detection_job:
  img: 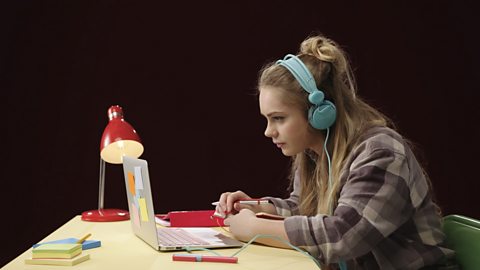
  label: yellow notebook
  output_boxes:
[25,253,90,266]
[32,248,82,259]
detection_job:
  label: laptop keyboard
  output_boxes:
[157,228,210,246]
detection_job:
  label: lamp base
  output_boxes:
[81,209,130,222]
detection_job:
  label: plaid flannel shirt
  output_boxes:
[266,127,453,270]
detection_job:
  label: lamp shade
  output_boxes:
[100,105,144,164]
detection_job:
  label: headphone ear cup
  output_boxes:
[308,101,337,130]
[308,90,325,105]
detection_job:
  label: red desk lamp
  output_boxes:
[81,105,144,222]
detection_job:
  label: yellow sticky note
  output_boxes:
[138,198,149,222]
[128,172,135,195]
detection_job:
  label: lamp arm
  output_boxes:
[98,157,106,210]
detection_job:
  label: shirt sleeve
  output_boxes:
[283,147,415,264]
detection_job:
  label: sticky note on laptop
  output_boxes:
[138,197,149,222]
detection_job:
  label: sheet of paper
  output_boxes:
[154,216,171,227]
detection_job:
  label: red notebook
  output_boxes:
[155,210,225,227]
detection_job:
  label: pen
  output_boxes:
[211,199,269,206]
[172,254,238,263]
[76,233,92,244]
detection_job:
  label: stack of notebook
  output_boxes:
[25,243,90,266]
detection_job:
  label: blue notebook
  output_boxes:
[33,238,101,250]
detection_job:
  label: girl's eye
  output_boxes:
[272,116,285,121]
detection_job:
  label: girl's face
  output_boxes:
[259,86,321,156]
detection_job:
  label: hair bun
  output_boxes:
[300,37,335,62]
[300,35,349,76]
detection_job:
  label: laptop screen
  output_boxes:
[122,156,160,249]
[121,156,243,251]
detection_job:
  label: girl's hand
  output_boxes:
[216,190,253,217]
[224,209,257,241]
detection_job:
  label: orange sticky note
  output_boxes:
[138,198,149,222]
[128,172,135,195]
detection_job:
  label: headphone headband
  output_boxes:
[276,54,319,94]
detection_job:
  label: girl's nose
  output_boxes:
[264,124,277,138]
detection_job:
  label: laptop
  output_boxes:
[122,156,243,251]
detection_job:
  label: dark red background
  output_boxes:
[2,1,479,267]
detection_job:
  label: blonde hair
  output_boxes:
[258,34,393,215]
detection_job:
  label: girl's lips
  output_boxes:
[275,143,285,148]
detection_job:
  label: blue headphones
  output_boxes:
[276,54,336,130]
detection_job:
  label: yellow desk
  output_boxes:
[2,215,319,269]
